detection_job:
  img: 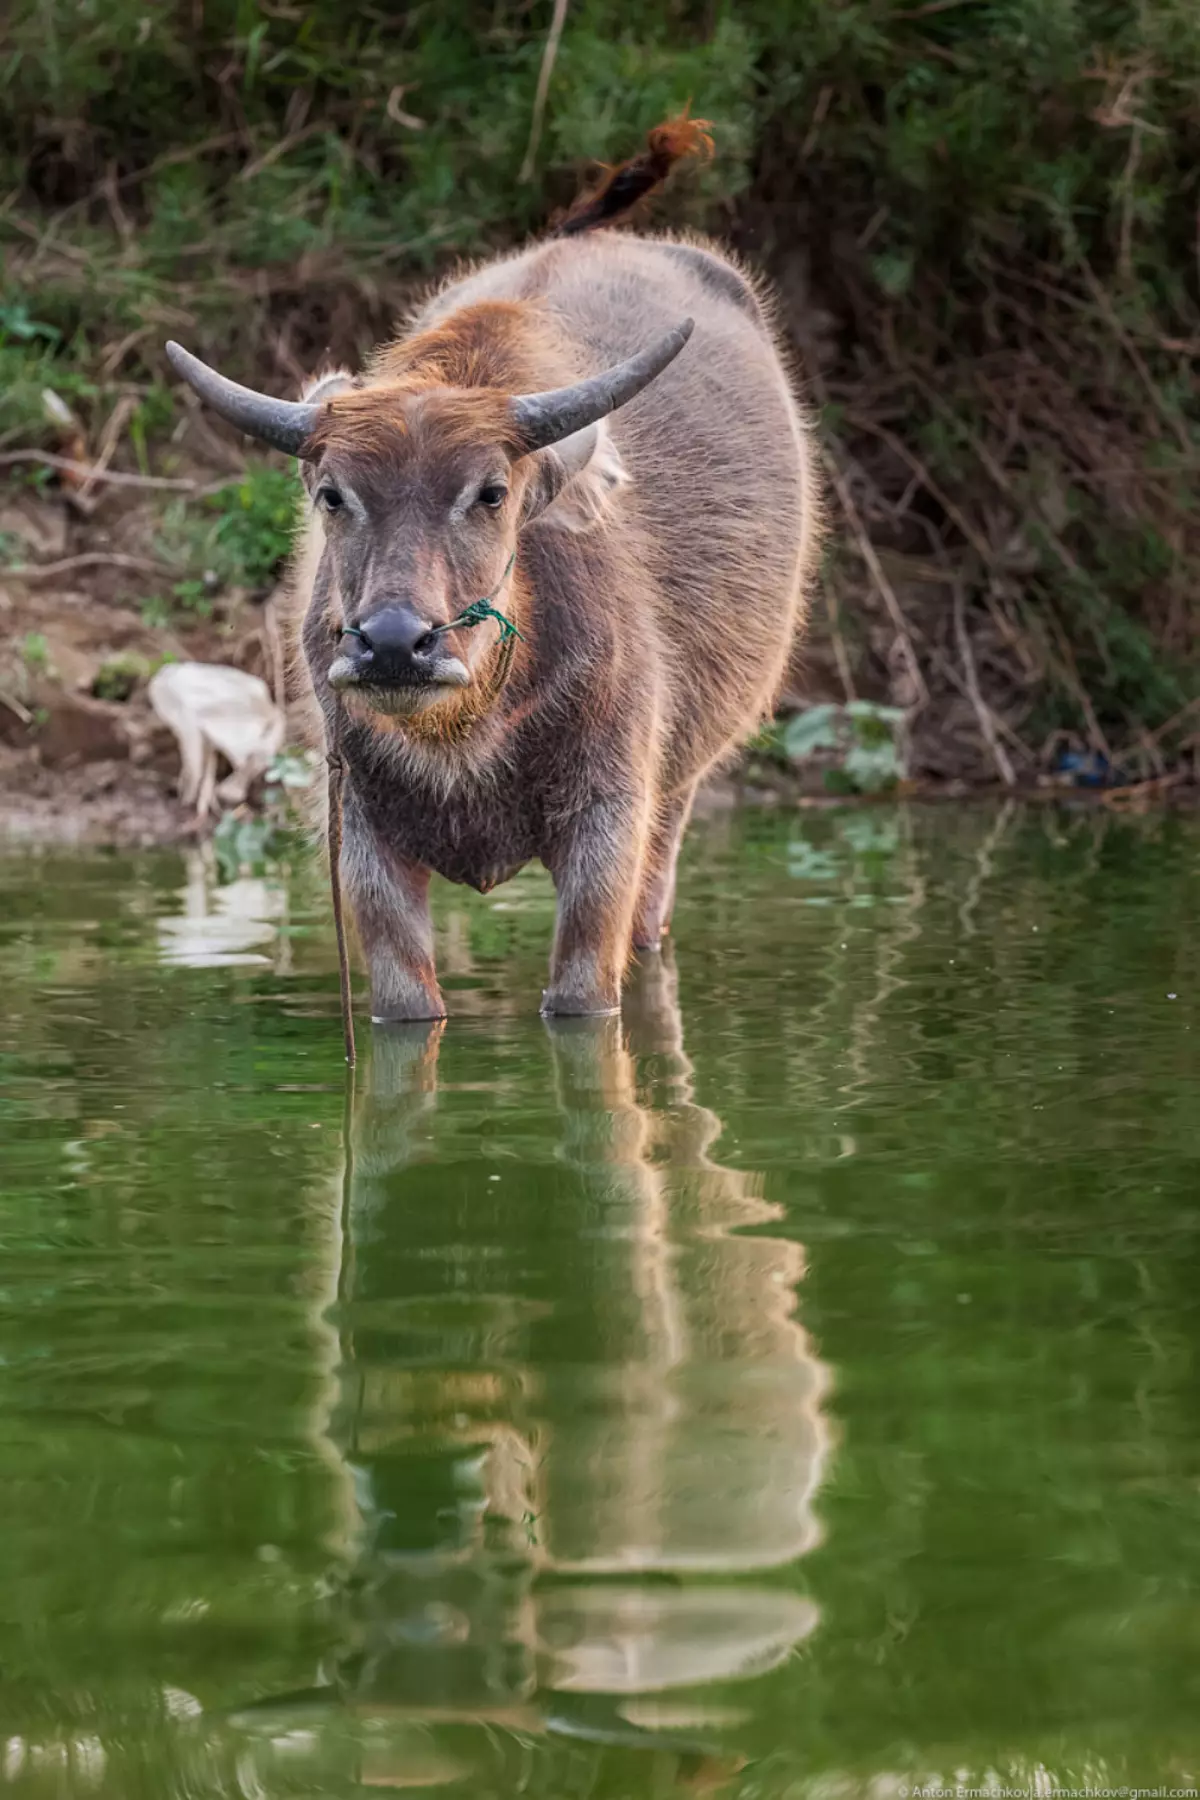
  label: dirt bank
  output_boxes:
[0,468,300,844]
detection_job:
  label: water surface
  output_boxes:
[2,805,1199,1796]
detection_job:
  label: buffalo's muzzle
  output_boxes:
[328,604,467,694]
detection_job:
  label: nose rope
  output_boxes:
[433,552,522,642]
[325,695,357,1068]
[341,556,521,651]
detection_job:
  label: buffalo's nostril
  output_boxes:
[350,605,441,681]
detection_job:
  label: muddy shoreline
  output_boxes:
[2,757,1186,853]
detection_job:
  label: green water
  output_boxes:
[2,804,1199,1798]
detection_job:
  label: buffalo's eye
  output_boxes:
[477,482,508,510]
[318,486,346,513]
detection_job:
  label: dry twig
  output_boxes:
[844,409,994,563]
[520,0,570,183]
[928,649,1032,760]
[73,394,140,514]
[0,690,34,725]
[822,572,857,701]
[822,447,928,706]
[1042,605,1113,761]
[952,577,1016,785]
[238,121,329,183]
[1074,254,1190,454]
[800,86,834,161]
[1100,772,1183,809]
[0,451,200,492]
[8,552,173,584]
[1118,121,1142,283]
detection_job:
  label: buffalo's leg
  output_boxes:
[543,794,650,1017]
[632,782,697,951]
[341,803,445,1022]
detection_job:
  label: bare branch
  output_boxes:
[952,577,1016,785]
[520,0,570,183]
[822,447,928,707]
[7,552,174,584]
[0,451,201,492]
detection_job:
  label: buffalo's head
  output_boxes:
[165,320,693,722]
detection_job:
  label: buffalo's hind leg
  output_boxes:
[632,781,698,952]
[340,794,446,1022]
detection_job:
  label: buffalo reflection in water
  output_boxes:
[249,955,829,1787]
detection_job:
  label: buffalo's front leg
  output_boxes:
[341,804,445,1022]
[543,794,650,1017]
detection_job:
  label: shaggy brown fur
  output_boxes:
[282,129,820,1022]
[551,110,715,237]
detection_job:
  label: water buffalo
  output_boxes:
[165,119,820,1021]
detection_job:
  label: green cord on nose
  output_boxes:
[445,597,523,642]
[435,553,523,643]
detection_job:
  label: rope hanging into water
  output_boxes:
[434,553,522,642]
[326,697,357,1068]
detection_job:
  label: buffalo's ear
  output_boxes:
[298,369,356,493]
[519,421,629,533]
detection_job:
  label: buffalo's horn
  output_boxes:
[508,318,695,451]
[165,342,320,456]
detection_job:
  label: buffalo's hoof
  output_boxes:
[370,1011,448,1024]
[370,993,447,1024]
[540,989,620,1018]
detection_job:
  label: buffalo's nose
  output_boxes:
[347,606,437,678]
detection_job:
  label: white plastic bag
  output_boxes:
[148,661,285,818]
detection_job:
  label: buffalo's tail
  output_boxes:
[550,110,713,237]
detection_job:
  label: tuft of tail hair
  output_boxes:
[550,109,714,237]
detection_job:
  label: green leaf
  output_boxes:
[871,248,915,298]
[784,705,843,762]
[844,741,902,793]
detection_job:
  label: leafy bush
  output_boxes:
[19,633,50,674]
[769,702,909,795]
[91,652,174,703]
[203,470,300,589]
[148,466,302,615]
[0,1,754,402]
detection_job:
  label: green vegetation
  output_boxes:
[90,651,176,703]
[19,633,51,676]
[756,700,908,794]
[145,467,301,619]
[212,748,319,878]
[2,0,1199,778]
[202,470,300,588]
